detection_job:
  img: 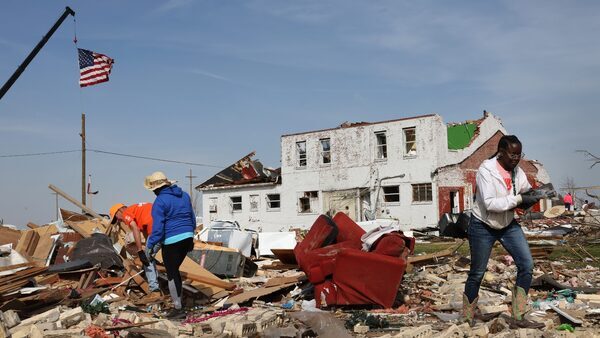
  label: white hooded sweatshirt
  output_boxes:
[472,158,531,230]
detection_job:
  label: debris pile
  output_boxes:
[1,192,600,337]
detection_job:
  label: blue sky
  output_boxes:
[1,1,598,226]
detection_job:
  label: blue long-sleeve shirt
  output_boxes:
[147,185,196,249]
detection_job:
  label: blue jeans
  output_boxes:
[145,246,160,292]
[464,217,533,303]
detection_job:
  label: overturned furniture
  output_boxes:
[294,212,414,308]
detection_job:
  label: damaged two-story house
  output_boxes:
[197,111,551,232]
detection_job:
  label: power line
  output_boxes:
[88,149,223,168]
[0,148,224,168]
[0,150,80,157]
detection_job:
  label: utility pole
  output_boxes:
[185,169,197,198]
[80,113,86,209]
[186,169,197,213]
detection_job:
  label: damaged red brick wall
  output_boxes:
[438,186,465,216]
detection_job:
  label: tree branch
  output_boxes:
[576,150,600,168]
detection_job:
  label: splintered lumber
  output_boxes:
[0,262,34,273]
[225,283,296,305]
[60,208,92,222]
[408,240,464,265]
[30,233,55,266]
[122,259,150,294]
[15,230,40,257]
[31,224,58,237]
[104,321,160,331]
[65,219,107,238]
[0,226,22,247]
[0,266,48,294]
[48,184,103,219]
[264,274,306,287]
[26,222,39,229]
[154,253,229,295]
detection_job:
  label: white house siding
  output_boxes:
[201,113,510,232]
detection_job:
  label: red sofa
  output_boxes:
[294,212,414,308]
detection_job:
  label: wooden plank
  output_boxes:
[0,262,34,273]
[122,259,150,294]
[30,233,55,266]
[225,283,295,305]
[155,252,227,295]
[60,208,92,222]
[48,184,103,219]
[26,222,39,229]
[30,224,58,237]
[271,249,297,265]
[0,226,22,247]
[15,230,40,257]
[264,274,306,287]
[65,219,107,238]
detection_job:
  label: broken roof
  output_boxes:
[196,152,280,190]
[281,114,437,138]
[447,115,486,150]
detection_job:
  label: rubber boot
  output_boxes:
[462,293,478,326]
[512,286,528,320]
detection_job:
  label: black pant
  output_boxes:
[162,237,193,297]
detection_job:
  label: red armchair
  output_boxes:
[294,212,414,308]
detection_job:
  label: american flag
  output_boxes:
[78,48,114,87]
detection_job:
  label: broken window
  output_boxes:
[320,138,331,164]
[412,183,433,202]
[267,194,281,210]
[209,197,218,213]
[404,127,416,156]
[296,141,307,167]
[299,191,318,213]
[230,196,242,211]
[383,186,400,203]
[375,131,387,160]
[249,194,259,212]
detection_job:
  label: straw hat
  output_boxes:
[543,205,566,219]
[144,171,176,191]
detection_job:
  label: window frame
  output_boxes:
[403,127,417,157]
[266,194,281,211]
[249,194,259,212]
[320,138,331,165]
[230,196,243,212]
[412,183,433,203]
[374,131,388,160]
[296,141,307,168]
[382,185,400,204]
[298,191,319,214]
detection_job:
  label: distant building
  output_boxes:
[197,112,550,232]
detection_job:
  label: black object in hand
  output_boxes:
[521,193,542,209]
[138,250,150,266]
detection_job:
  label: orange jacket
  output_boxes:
[122,203,153,238]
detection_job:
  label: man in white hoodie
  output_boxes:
[463,135,544,324]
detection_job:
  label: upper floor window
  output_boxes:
[375,131,387,160]
[404,127,416,156]
[296,141,307,167]
[320,138,331,164]
[412,183,432,202]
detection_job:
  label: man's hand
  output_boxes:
[138,250,150,266]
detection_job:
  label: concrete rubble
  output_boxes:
[0,201,599,337]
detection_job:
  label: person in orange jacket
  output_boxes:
[109,203,160,293]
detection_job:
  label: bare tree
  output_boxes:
[577,150,600,168]
[562,176,577,197]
